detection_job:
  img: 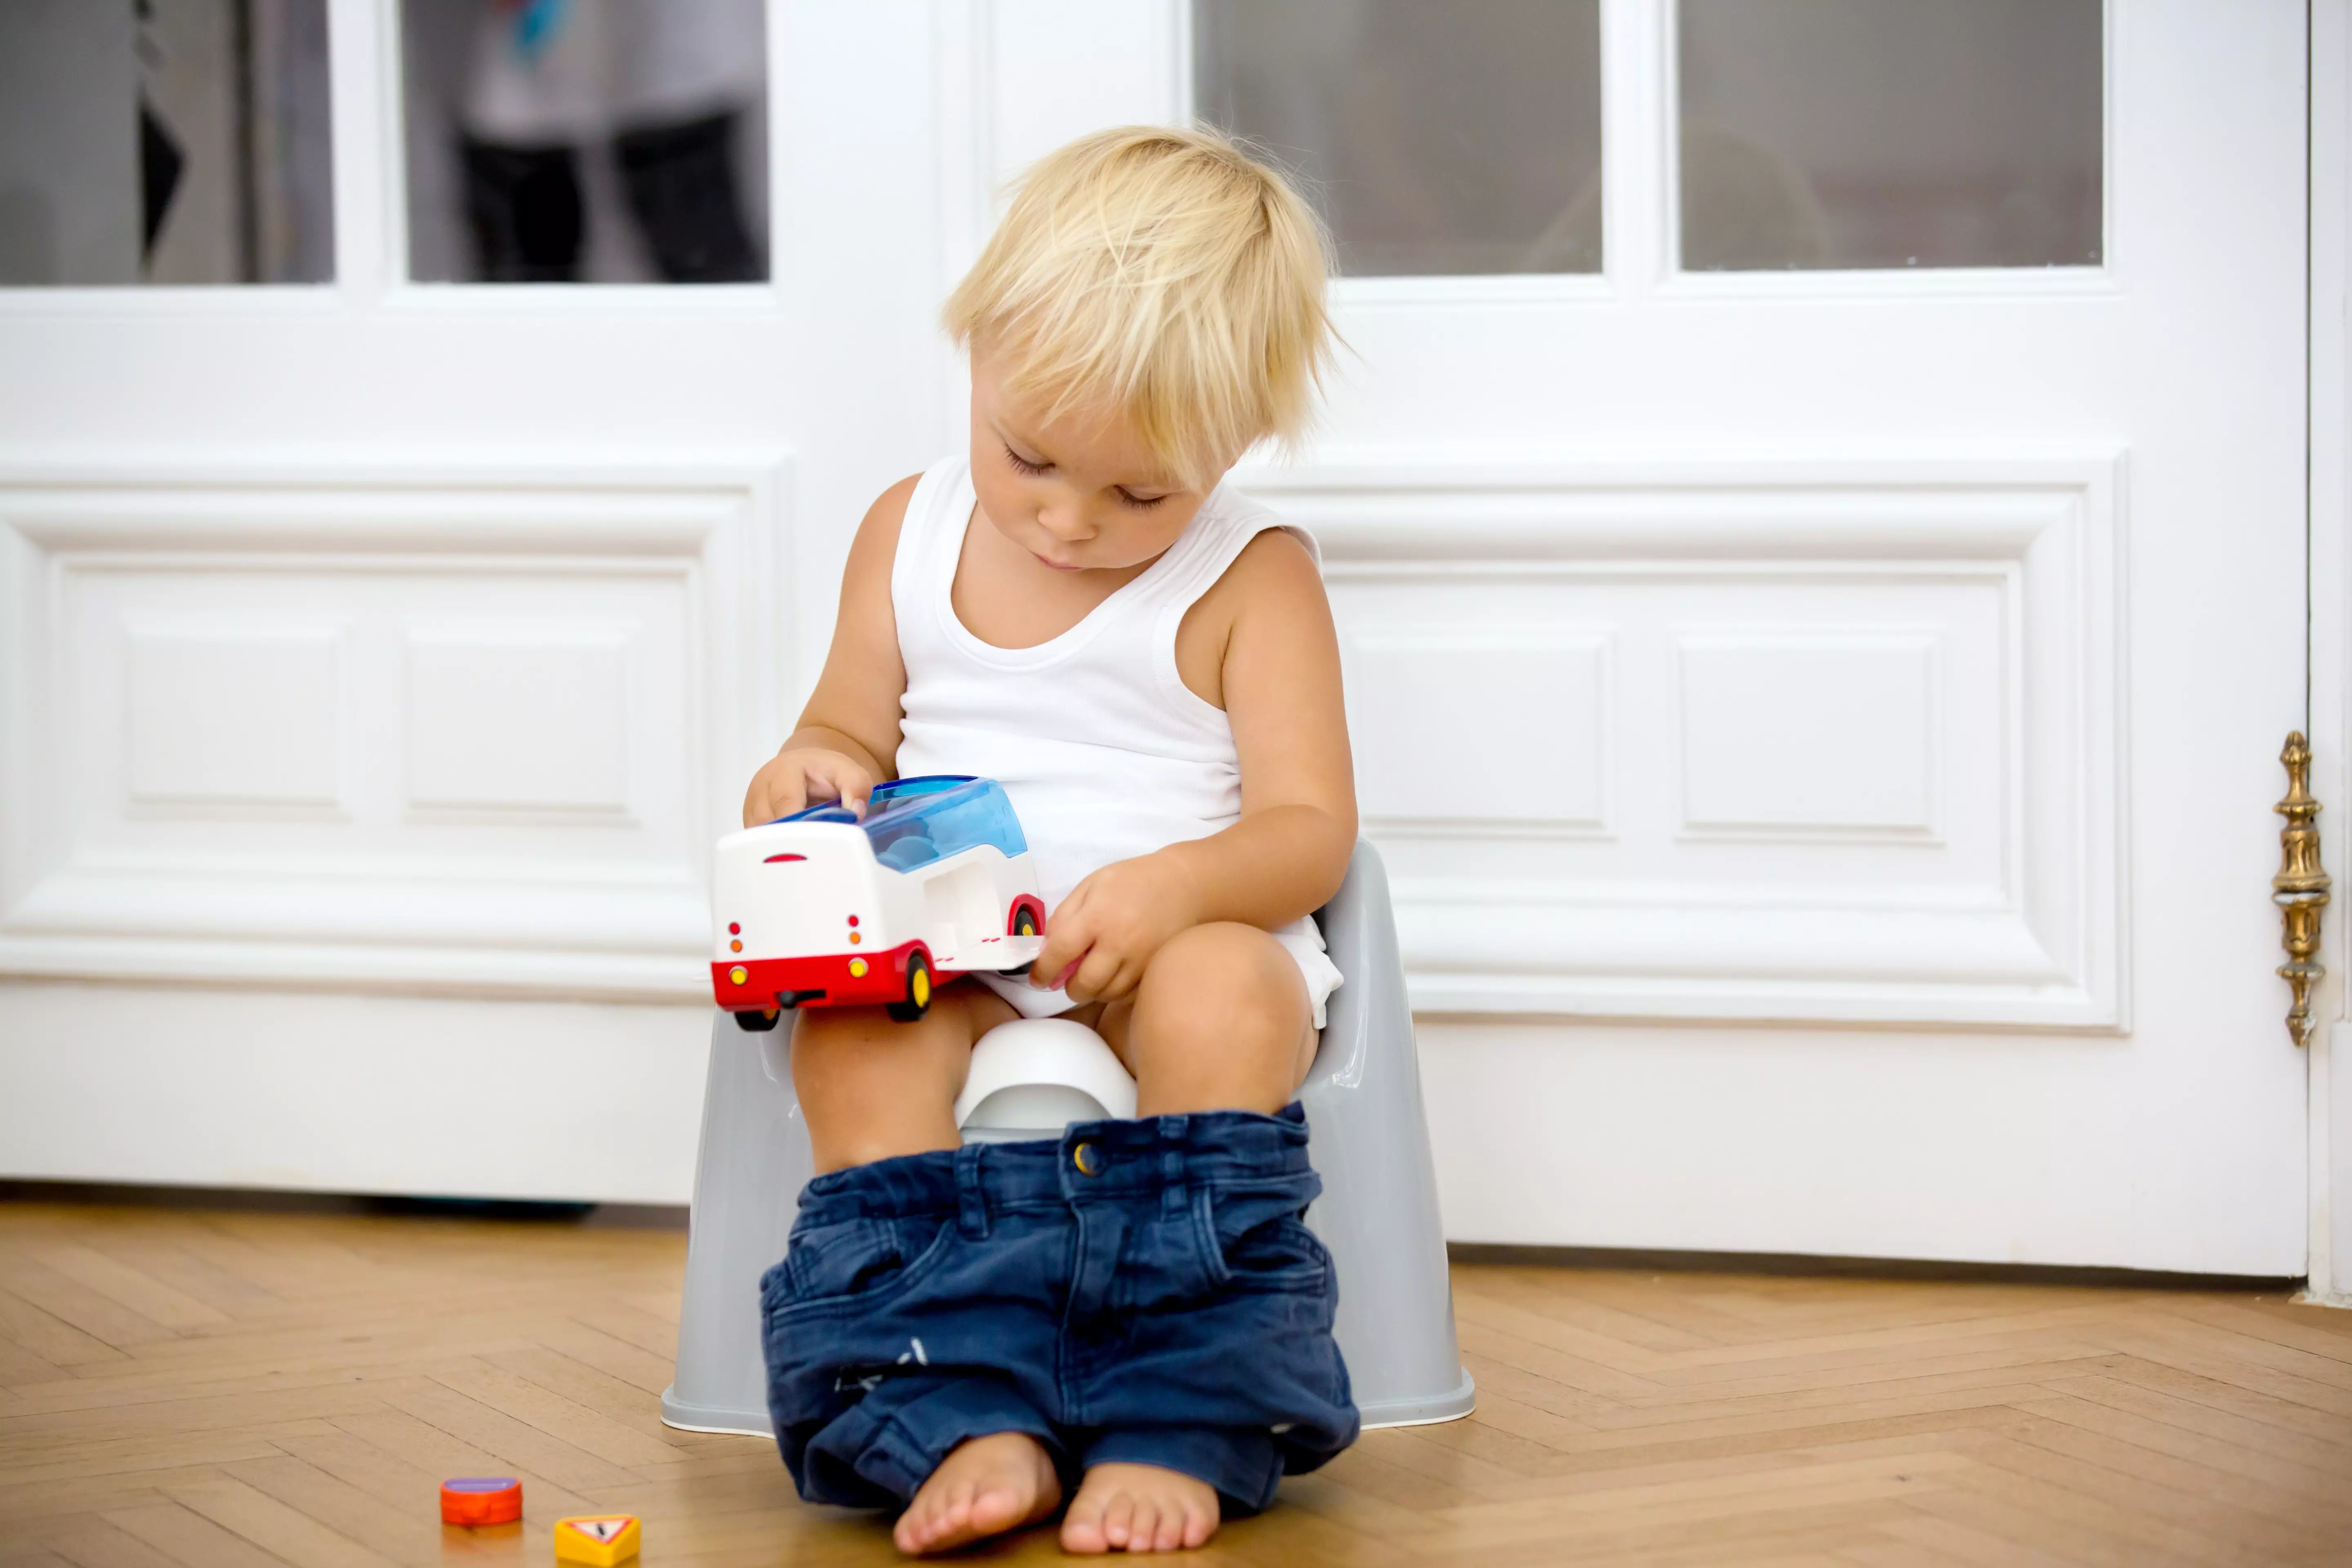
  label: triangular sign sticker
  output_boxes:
[567,1519,631,1542]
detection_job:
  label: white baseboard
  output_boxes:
[3,985,2314,1283]
[1418,1019,2306,1278]
[0,982,711,1205]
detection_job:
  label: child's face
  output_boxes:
[969,350,1218,574]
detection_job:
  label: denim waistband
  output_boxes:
[795,1103,1313,1223]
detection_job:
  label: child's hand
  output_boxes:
[742,748,874,827]
[1031,851,1204,1005]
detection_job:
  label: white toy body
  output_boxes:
[710,775,1044,1025]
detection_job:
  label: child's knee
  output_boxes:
[1126,927,1311,1114]
[790,995,991,1170]
[1140,924,1303,1031]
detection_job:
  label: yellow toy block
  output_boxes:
[552,1515,639,1566]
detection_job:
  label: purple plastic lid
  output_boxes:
[443,1477,519,1492]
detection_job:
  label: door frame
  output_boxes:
[2307,0,2352,1309]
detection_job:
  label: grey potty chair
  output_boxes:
[661,840,1474,1434]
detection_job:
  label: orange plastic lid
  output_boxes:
[440,1477,522,1525]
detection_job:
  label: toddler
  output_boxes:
[742,125,1358,1556]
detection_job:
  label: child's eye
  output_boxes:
[1116,488,1169,510]
[1002,444,1050,476]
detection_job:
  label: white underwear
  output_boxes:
[972,915,1343,1031]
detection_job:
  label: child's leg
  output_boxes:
[791,979,1016,1173]
[1098,920,1318,1116]
[784,979,1064,1556]
[1065,923,1338,1554]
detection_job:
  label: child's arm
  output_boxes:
[1036,530,1357,1002]
[741,476,918,826]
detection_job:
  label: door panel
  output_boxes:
[0,0,953,1202]
[1012,0,2307,1272]
[1260,457,2118,1028]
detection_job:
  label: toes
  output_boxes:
[1061,1495,1109,1555]
[892,1504,929,1554]
[895,1434,1064,1557]
[1068,1466,1230,1556]
[968,1479,1019,1533]
[907,1492,944,1546]
[898,1479,953,1552]
[1151,1499,1185,1553]
[1130,1495,1163,1552]
[1103,1491,1137,1549]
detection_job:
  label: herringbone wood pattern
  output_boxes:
[1,1197,2348,1566]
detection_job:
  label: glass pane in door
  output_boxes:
[0,0,334,286]
[1194,0,1603,277]
[402,0,769,284]
[1678,0,2102,271]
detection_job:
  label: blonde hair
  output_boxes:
[944,125,1335,492]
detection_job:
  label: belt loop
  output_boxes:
[954,1143,990,1240]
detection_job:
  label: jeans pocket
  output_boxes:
[1192,1188,1333,1296]
[764,1214,953,1319]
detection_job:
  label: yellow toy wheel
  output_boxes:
[1012,903,1040,938]
[886,950,933,1022]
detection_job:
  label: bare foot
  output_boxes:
[892,1431,1062,1556]
[1060,1463,1221,1554]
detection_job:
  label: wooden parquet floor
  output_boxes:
[2,1197,2349,1567]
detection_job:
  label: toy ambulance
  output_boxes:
[711,775,1047,1030]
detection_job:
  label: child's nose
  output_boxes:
[1039,505,1096,543]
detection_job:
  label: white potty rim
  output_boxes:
[954,1017,1139,1128]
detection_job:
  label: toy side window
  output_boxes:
[921,780,1027,861]
[862,778,1026,872]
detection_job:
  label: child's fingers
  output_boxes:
[838,766,874,815]
[791,762,834,807]
[770,771,804,815]
[1030,902,1091,983]
[1032,938,1087,991]
[1095,956,1145,1005]
[1065,944,1125,1004]
[744,768,791,826]
[1036,930,1097,996]
[807,755,873,815]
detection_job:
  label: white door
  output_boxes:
[0,0,969,1202]
[0,1,2313,1280]
[989,0,2309,1275]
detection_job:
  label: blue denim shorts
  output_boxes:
[759,1104,1358,1514]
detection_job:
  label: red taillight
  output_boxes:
[764,853,806,863]
[728,922,740,935]
[847,914,859,927]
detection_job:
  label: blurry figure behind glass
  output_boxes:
[1677,0,2102,271]
[1195,0,1604,278]
[0,0,334,287]
[405,0,768,284]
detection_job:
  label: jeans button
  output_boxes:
[1072,1142,1100,1176]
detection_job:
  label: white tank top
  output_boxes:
[892,454,1317,913]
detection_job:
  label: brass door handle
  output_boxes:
[2275,731,2330,1048]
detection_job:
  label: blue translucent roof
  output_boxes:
[777,775,1026,872]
